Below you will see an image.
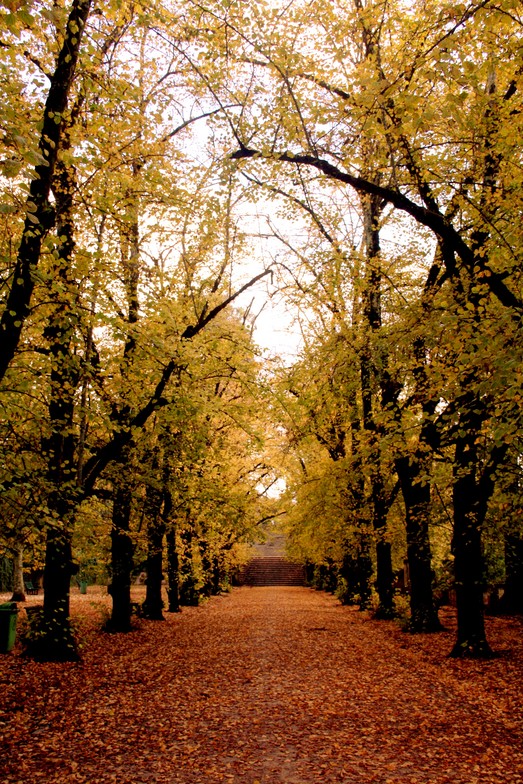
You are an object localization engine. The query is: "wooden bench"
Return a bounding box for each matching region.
[24,581,39,595]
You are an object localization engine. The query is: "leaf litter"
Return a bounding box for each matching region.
[1,586,522,784]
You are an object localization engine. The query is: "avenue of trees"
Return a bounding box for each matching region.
[1,0,522,660]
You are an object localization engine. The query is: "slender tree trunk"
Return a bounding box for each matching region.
[166,523,181,613]
[10,547,25,602]
[373,471,395,618]
[108,480,134,632]
[0,0,91,381]
[348,418,374,609]
[396,455,441,632]
[179,525,200,606]
[359,185,395,619]
[106,166,141,632]
[200,540,214,597]
[143,520,166,619]
[142,471,166,621]
[499,532,523,614]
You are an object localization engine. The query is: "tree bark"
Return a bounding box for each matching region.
[360,188,395,619]
[499,532,523,614]
[142,471,166,621]
[10,547,26,602]
[450,409,492,658]
[108,480,134,633]
[36,135,81,661]
[179,525,200,606]
[396,455,441,632]
[40,525,79,660]
[0,0,92,381]
[347,418,374,609]
[166,521,181,613]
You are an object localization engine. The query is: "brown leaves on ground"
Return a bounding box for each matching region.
[1,586,522,784]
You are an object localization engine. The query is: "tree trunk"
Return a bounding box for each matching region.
[499,533,523,614]
[396,455,441,632]
[10,547,25,603]
[40,524,79,661]
[347,419,374,609]
[142,476,166,621]
[0,0,92,381]
[166,524,181,613]
[36,143,81,662]
[355,532,373,608]
[108,481,134,632]
[370,468,395,618]
[339,541,372,607]
[359,185,396,619]
[200,540,214,597]
[450,428,492,658]
[179,526,200,606]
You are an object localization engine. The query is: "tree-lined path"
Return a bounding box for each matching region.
[2,587,523,784]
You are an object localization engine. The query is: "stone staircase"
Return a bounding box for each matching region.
[239,556,306,587]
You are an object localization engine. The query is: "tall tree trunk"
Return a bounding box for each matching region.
[41,524,78,660]
[200,540,214,597]
[360,188,395,618]
[0,0,91,381]
[166,521,181,613]
[451,481,490,656]
[142,467,166,621]
[372,470,395,618]
[499,532,523,614]
[396,455,441,632]
[37,138,81,661]
[179,525,200,606]
[450,402,494,658]
[108,480,134,632]
[10,547,25,602]
[106,164,141,631]
[348,417,374,609]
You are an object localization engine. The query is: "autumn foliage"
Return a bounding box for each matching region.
[1,587,523,784]
[1,0,523,663]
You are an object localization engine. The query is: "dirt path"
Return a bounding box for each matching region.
[1,587,523,783]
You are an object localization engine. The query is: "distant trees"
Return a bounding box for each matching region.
[0,1,274,660]
[190,0,523,656]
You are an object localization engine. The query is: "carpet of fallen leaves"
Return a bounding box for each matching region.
[1,585,523,784]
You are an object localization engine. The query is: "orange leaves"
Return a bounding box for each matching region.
[1,587,523,783]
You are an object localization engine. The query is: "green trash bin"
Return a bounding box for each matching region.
[0,602,19,653]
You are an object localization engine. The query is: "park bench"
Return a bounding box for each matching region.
[24,581,38,595]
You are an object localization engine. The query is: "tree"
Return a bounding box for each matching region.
[190,0,523,655]
[0,0,92,381]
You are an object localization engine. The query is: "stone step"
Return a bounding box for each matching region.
[239,557,305,587]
